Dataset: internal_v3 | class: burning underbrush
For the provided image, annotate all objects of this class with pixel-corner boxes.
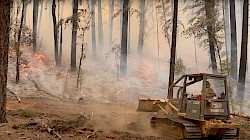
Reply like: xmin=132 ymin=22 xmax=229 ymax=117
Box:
xmin=7 ymin=43 xmax=170 ymax=106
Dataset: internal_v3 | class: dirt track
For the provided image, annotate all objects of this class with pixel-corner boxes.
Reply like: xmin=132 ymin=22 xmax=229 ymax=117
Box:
xmin=0 ymin=97 xmax=167 ymax=140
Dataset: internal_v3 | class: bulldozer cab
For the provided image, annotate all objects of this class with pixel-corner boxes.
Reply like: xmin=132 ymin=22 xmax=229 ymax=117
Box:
xmin=137 ymin=73 xmax=230 ymax=121
xmin=172 ymin=73 xmax=230 ymax=120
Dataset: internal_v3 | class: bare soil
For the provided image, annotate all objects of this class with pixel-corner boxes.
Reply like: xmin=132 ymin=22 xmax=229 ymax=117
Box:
xmin=0 ymin=97 xmax=166 ymax=140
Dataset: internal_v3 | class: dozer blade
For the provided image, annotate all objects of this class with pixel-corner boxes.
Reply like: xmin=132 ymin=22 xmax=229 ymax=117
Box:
xmin=137 ymin=98 xmax=168 ymax=112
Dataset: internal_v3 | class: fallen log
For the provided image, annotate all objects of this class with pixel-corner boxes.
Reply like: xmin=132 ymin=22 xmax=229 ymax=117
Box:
xmin=29 ymin=79 xmax=61 ymax=100
xmin=43 ymin=123 xmax=62 ymax=140
xmin=7 ymin=88 xmax=21 ymax=103
xmin=84 ymin=130 xmax=97 ymax=140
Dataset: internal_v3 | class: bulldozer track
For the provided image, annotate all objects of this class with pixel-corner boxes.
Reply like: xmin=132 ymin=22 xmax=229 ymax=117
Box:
xmin=150 ymin=117 xmax=238 ymax=140
xmin=151 ymin=116 xmax=202 ymax=139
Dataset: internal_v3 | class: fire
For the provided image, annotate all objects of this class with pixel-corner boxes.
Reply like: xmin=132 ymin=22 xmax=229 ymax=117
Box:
xmin=34 ymin=53 xmax=45 ymax=63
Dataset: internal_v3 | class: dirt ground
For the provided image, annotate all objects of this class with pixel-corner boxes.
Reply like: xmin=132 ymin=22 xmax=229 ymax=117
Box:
xmin=0 ymin=97 xmax=167 ymax=140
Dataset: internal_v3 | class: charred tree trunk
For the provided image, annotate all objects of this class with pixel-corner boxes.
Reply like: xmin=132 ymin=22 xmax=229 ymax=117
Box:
xmin=237 ymin=0 xmax=248 ymax=101
xmin=109 ymin=0 xmax=114 ymax=47
xmin=120 ymin=0 xmax=129 ymax=76
xmin=137 ymin=0 xmax=145 ymax=60
xmin=98 ymin=0 xmax=104 ymax=48
xmin=229 ymin=0 xmax=237 ymax=80
xmin=168 ymin=0 xmax=178 ymax=99
xmin=90 ymin=0 xmax=96 ymax=57
xmin=128 ymin=0 xmax=131 ymax=54
xmin=204 ymin=0 xmax=218 ymax=74
xmin=71 ymin=0 xmax=78 ymax=71
xmin=16 ymin=1 xmax=25 ymax=84
xmin=52 ymin=0 xmax=59 ymax=66
xmin=33 ymin=0 xmax=39 ymax=53
xmin=0 ymin=0 xmax=11 ymax=123
xmin=59 ymin=0 xmax=65 ymax=65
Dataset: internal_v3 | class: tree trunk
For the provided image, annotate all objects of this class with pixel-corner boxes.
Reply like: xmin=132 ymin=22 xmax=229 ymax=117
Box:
xmin=137 ymin=0 xmax=145 ymax=59
xmin=128 ymin=1 xmax=131 ymax=54
xmin=23 ymin=1 xmax=27 ymax=28
xmin=37 ymin=0 xmax=43 ymax=38
xmin=33 ymin=0 xmax=39 ymax=53
xmin=222 ymin=0 xmax=231 ymax=74
xmin=120 ymin=0 xmax=123 ymax=48
xmin=229 ymin=0 xmax=237 ymax=80
xmin=52 ymin=0 xmax=59 ymax=66
xmin=90 ymin=0 xmax=96 ymax=57
xmin=162 ymin=0 xmax=170 ymax=49
xmin=237 ymin=0 xmax=248 ymax=101
xmin=98 ymin=0 xmax=104 ymax=48
xmin=120 ymin=0 xmax=129 ymax=76
xmin=204 ymin=0 xmax=218 ymax=74
xmin=59 ymin=0 xmax=65 ymax=65
xmin=71 ymin=0 xmax=78 ymax=71
xmin=0 ymin=0 xmax=11 ymax=123
xmin=16 ymin=1 xmax=25 ymax=84
xmin=155 ymin=0 xmax=160 ymax=71
xmin=167 ymin=0 xmax=178 ymax=99
xmin=109 ymin=0 xmax=114 ymax=47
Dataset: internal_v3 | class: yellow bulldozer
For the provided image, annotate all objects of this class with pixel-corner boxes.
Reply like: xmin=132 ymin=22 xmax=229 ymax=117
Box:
xmin=137 ymin=73 xmax=240 ymax=139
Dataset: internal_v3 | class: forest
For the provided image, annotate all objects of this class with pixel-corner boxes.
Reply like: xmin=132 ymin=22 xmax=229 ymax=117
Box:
xmin=0 ymin=0 xmax=250 ymax=139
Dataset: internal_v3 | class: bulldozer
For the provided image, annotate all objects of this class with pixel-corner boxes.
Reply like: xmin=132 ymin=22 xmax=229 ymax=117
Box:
xmin=137 ymin=73 xmax=240 ymax=139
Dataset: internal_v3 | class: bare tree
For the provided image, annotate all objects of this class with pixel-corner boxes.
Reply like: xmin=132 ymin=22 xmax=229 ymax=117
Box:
xmin=90 ymin=0 xmax=96 ymax=56
xmin=37 ymin=0 xmax=43 ymax=38
xmin=71 ymin=0 xmax=79 ymax=71
xmin=0 ymin=0 xmax=11 ymax=123
xmin=137 ymin=0 xmax=145 ymax=60
xmin=229 ymin=0 xmax=237 ymax=80
xmin=237 ymin=0 xmax=248 ymax=101
xmin=109 ymin=0 xmax=114 ymax=47
xmin=168 ymin=0 xmax=178 ymax=99
xmin=98 ymin=0 xmax=104 ymax=48
xmin=16 ymin=0 xmax=26 ymax=84
xmin=59 ymin=0 xmax=65 ymax=65
xmin=52 ymin=0 xmax=59 ymax=65
xmin=33 ymin=0 xmax=39 ymax=53
xmin=120 ymin=0 xmax=129 ymax=76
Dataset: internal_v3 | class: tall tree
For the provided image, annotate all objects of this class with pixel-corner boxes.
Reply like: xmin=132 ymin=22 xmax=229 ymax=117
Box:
xmin=229 ymin=0 xmax=237 ymax=80
xmin=168 ymin=0 xmax=178 ymax=99
xmin=237 ymin=0 xmax=248 ymax=101
xmin=52 ymin=0 xmax=59 ymax=66
xmin=37 ymin=0 xmax=43 ymax=38
xmin=33 ymin=0 xmax=39 ymax=53
xmin=98 ymin=0 xmax=104 ymax=48
xmin=222 ymin=0 xmax=230 ymax=74
xmin=90 ymin=0 xmax=96 ymax=57
xmin=120 ymin=0 xmax=129 ymax=76
xmin=59 ymin=0 xmax=65 ymax=65
xmin=137 ymin=0 xmax=145 ymax=59
xmin=71 ymin=0 xmax=79 ymax=71
xmin=16 ymin=0 xmax=26 ymax=84
xmin=127 ymin=1 xmax=131 ymax=53
xmin=109 ymin=0 xmax=114 ymax=47
xmin=0 ymin=0 xmax=11 ymax=123
xmin=120 ymin=0 xmax=123 ymax=48
xmin=204 ymin=0 xmax=218 ymax=74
